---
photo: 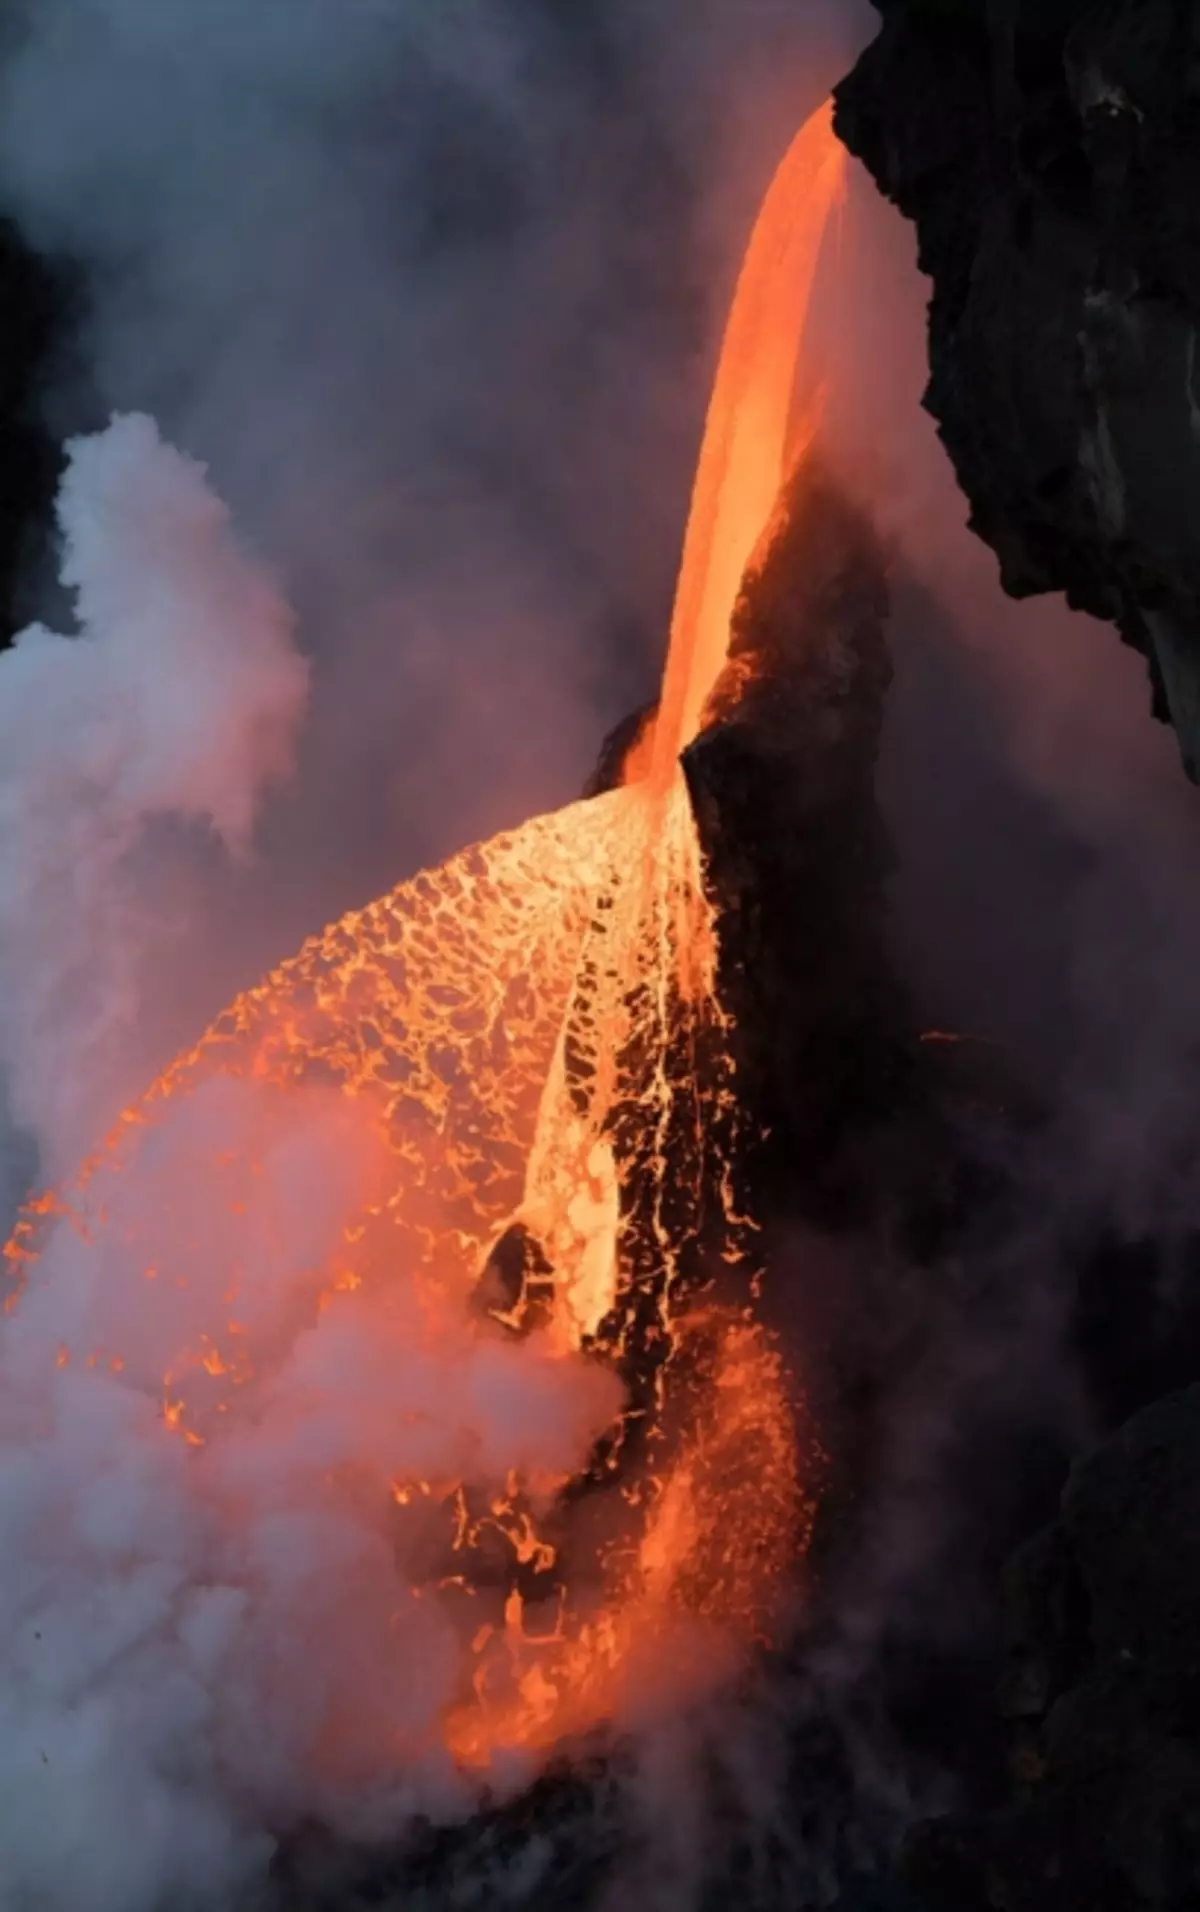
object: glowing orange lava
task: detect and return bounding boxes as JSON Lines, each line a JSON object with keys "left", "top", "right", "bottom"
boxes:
{"left": 4, "top": 97, "right": 842, "bottom": 1773}
{"left": 647, "top": 95, "right": 846, "bottom": 786}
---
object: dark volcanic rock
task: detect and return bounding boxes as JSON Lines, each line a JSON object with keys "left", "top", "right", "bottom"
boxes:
{"left": 835, "top": 0, "right": 1200, "bottom": 780}
{"left": 1062, "top": 1387, "right": 1200, "bottom": 1722}
{"left": 902, "top": 1386, "right": 1200, "bottom": 1910}
{"left": 581, "top": 703, "right": 654, "bottom": 798}
{"left": 685, "top": 451, "right": 923, "bottom": 1226}
{"left": 835, "top": 12, "right": 1200, "bottom": 1897}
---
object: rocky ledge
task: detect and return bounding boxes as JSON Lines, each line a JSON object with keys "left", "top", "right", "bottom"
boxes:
{"left": 835, "top": 0, "right": 1200, "bottom": 779}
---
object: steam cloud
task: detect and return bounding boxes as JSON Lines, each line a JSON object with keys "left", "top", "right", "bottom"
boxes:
{"left": 0, "top": 413, "right": 307, "bottom": 1174}
{"left": 0, "top": 1065, "right": 622, "bottom": 1912}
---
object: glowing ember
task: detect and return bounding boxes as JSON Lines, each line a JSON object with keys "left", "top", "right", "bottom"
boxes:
{"left": 4, "top": 97, "right": 841, "bottom": 1773}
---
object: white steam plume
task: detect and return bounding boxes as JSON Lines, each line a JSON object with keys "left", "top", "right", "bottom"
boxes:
{"left": 0, "top": 412, "right": 308, "bottom": 1172}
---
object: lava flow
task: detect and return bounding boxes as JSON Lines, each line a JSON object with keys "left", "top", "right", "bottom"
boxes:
{"left": 4, "top": 100, "right": 845, "bottom": 1778}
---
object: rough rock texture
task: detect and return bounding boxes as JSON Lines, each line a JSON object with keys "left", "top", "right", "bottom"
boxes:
{"left": 583, "top": 452, "right": 953, "bottom": 1237}
{"left": 902, "top": 1386, "right": 1200, "bottom": 1910}
{"left": 836, "top": 10, "right": 1200, "bottom": 1899}
{"left": 686, "top": 450, "right": 918, "bottom": 1224}
{"left": 834, "top": 0, "right": 1200, "bottom": 778}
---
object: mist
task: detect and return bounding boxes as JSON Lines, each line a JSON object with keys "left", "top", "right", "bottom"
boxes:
{"left": 0, "top": 412, "right": 307, "bottom": 1174}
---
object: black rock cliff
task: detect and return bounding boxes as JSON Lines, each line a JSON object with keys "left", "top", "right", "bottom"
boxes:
{"left": 836, "top": 0, "right": 1200, "bottom": 778}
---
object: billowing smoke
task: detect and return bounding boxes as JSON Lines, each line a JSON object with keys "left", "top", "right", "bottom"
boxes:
{"left": 0, "top": 410, "right": 628, "bottom": 1910}
{"left": 0, "top": 1066, "right": 622, "bottom": 1912}
{"left": 0, "top": 412, "right": 307, "bottom": 1173}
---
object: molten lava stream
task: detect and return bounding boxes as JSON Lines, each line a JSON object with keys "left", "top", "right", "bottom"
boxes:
{"left": 645, "top": 95, "right": 845, "bottom": 786}
{"left": 3, "top": 95, "right": 844, "bottom": 1780}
